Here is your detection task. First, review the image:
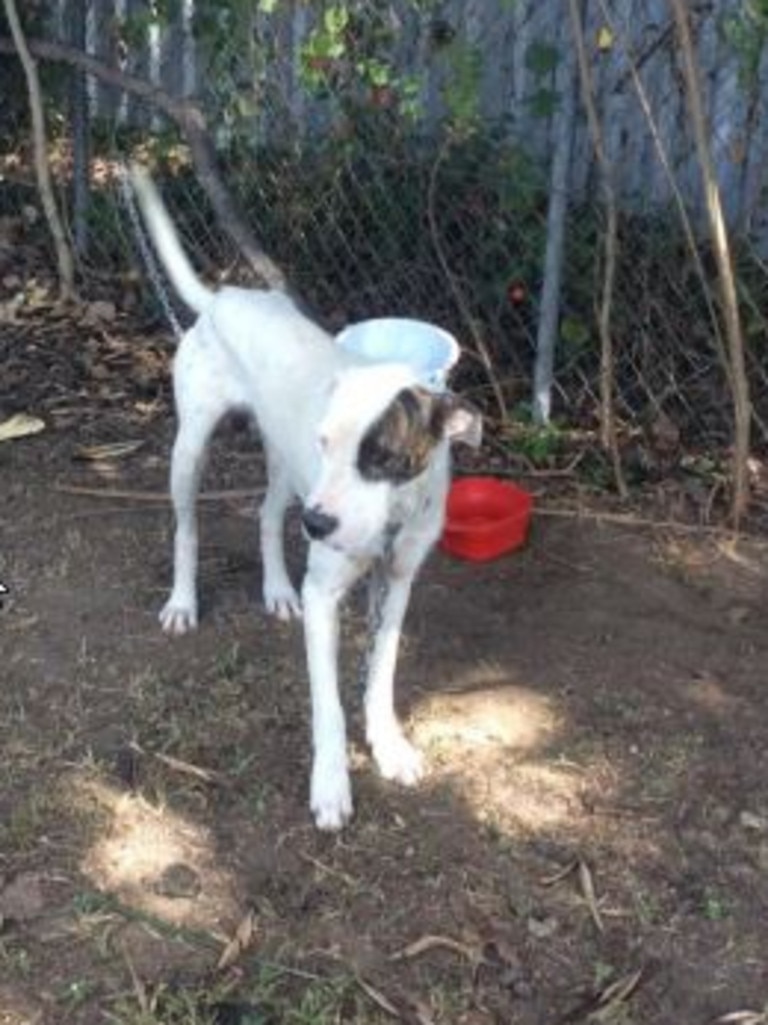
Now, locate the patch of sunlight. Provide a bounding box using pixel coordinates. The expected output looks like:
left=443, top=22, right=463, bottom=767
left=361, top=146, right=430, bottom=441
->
left=0, top=986, right=41, bottom=1025
left=412, top=664, right=558, bottom=752
left=73, top=776, right=239, bottom=932
left=435, top=758, right=582, bottom=832
left=411, top=664, right=582, bottom=830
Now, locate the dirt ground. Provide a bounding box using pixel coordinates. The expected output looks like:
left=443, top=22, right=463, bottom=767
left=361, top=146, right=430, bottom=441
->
left=2, top=309, right=768, bottom=1025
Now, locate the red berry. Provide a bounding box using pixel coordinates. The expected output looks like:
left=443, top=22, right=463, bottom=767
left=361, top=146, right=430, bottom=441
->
left=507, top=282, right=526, bottom=305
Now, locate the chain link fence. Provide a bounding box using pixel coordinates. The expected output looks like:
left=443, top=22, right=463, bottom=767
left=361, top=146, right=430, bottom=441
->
left=2, top=0, right=768, bottom=469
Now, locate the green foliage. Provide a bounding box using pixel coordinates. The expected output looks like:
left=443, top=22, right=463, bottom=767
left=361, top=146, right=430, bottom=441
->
left=297, top=2, right=424, bottom=122
left=723, top=0, right=768, bottom=85
left=560, top=315, right=591, bottom=351
left=439, top=39, right=483, bottom=134
left=527, top=87, right=559, bottom=119
left=118, top=0, right=183, bottom=48
left=507, top=411, right=564, bottom=465
left=524, top=38, right=560, bottom=121
left=524, top=39, right=559, bottom=76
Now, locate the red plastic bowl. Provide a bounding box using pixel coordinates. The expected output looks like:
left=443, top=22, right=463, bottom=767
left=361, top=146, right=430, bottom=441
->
left=440, top=477, right=533, bottom=562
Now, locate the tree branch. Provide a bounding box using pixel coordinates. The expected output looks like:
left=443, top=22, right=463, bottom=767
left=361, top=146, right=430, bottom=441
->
left=0, top=34, right=287, bottom=292
left=2, top=8, right=75, bottom=300
left=567, top=0, right=627, bottom=499
left=668, top=0, right=751, bottom=526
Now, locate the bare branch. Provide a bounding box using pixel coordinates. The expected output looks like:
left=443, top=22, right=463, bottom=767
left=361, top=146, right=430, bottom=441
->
left=668, top=0, right=751, bottom=526
left=0, top=34, right=287, bottom=292
left=2, top=5, right=75, bottom=300
left=567, top=0, right=627, bottom=498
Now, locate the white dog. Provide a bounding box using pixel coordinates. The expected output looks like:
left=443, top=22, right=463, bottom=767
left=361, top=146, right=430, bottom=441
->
left=130, top=167, right=481, bottom=829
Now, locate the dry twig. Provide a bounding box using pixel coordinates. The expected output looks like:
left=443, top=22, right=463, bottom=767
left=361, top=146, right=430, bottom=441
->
left=53, top=484, right=264, bottom=503
left=2, top=0, right=75, bottom=300
left=567, top=0, right=627, bottom=500
left=668, top=0, right=751, bottom=526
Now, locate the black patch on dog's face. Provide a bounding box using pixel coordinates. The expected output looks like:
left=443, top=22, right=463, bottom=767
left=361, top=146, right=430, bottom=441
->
left=357, top=387, right=446, bottom=485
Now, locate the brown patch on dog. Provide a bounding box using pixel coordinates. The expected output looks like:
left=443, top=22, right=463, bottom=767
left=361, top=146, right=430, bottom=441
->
left=357, top=387, right=446, bottom=484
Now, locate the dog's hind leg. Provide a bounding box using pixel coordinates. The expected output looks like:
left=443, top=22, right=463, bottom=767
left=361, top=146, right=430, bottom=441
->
left=159, top=403, right=221, bottom=635
left=260, top=446, right=301, bottom=620
left=364, top=546, right=429, bottom=787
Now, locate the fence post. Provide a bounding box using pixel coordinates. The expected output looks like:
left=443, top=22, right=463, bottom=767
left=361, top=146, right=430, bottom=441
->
left=532, top=30, right=577, bottom=425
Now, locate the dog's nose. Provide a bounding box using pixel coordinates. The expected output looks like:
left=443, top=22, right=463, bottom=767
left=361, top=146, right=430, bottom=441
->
left=302, top=506, right=339, bottom=541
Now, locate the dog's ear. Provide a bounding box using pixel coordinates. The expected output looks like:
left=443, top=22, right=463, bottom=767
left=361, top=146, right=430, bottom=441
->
left=358, top=387, right=482, bottom=484
left=434, top=392, right=483, bottom=449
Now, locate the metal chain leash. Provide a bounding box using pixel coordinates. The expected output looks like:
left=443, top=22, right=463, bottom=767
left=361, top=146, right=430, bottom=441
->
left=118, top=164, right=184, bottom=341
left=357, top=526, right=398, bottom=696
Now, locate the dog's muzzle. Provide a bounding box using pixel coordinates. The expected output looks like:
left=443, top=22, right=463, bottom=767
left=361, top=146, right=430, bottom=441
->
left=302, top=505, right=339, bottom=542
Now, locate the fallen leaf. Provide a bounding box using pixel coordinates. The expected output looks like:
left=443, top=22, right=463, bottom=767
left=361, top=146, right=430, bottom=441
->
left=715, top=1012, right=768, bottom=1024
left=390, top=934, right=476, bottom=963
left=559, top=966, right=647, bottom=1024
left=81, top=299, right=117, bottom=325
left=739, top=811, right=768, bottom=833
left=589, top=967, right=645, bottom=1021
left=578, top=859, right=604, bottom=933
left=122, top=945, right=150, bottom=1014
left=539, top=859, right=579, bottom=886
left=355, top=977, right=401, bottom=1018
left=527, top=915, right=558, bottom=940
left=217, top=908, right=257, bottom=970
left=73, top=440, right=144, bottom=462
left=0, top=413, right=45, bottom=443
left=142, top=746, right=222, bottom=785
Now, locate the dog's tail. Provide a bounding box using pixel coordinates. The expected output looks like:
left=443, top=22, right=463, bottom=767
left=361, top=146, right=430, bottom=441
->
left=129, top=164, right=212, bottom=315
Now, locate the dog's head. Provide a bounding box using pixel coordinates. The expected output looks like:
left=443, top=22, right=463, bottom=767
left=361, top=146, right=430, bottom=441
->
left=302, top=364, right=481, bottom=556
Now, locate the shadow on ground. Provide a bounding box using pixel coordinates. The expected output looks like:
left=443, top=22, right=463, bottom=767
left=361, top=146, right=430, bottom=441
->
left=2, top=387, right=768, bottom=1025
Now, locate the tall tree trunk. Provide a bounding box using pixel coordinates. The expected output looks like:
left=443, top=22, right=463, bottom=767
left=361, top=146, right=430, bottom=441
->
left=669, top=0, right=751, bottom=527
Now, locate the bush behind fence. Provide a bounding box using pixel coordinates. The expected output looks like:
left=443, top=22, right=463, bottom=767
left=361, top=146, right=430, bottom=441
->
left=2, top=0, right=768, bottom=457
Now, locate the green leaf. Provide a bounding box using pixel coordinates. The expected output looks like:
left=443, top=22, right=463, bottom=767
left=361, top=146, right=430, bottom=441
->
left=527, top=87, right=559, bottom=118
left=324, top=5, right=349, bottom=35
left=560, top=315, right=591, bottom=348
left=525, top=40, right=559, bottom=76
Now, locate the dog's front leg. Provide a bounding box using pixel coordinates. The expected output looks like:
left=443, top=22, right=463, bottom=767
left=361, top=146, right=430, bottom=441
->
left=364, top=540, right=430, bottom=787
left=302, top=544, right=363, bottom=830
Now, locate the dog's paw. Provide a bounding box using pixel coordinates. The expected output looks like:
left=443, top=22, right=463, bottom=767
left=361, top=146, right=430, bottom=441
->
left=310, top=760, right=353, bottom=831
left=159, top=599, right=198, bottom=635
left=372, top=731, right=425, bottom=787
left=263, top=580, right=302, bottom=622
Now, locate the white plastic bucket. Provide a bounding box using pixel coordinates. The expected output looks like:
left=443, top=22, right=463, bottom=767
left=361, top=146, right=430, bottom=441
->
left=335, top=317, right=460, bottom=390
